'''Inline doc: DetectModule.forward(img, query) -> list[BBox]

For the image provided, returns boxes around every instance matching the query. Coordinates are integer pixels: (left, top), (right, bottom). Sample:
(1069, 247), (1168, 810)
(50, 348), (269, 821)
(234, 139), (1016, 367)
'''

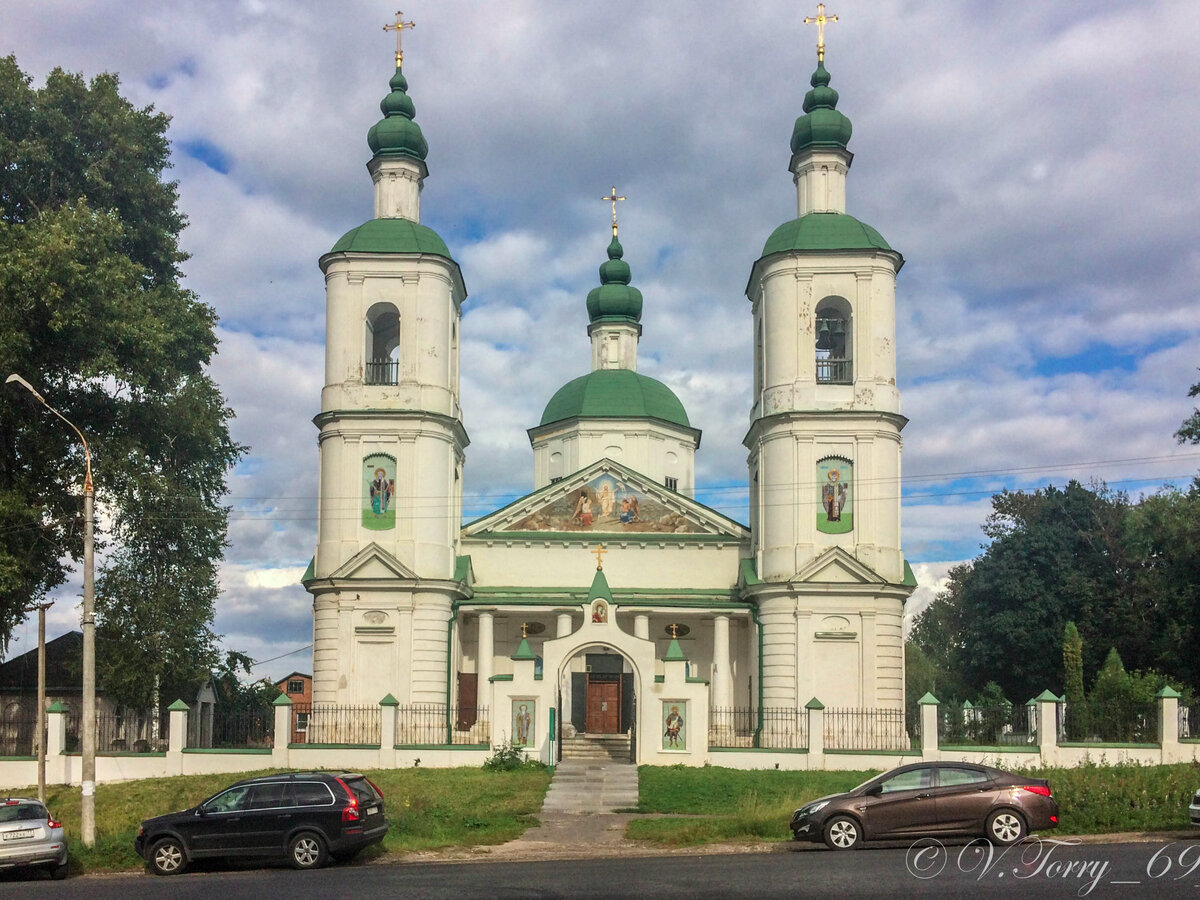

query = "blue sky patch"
(179, 139), (232, 174)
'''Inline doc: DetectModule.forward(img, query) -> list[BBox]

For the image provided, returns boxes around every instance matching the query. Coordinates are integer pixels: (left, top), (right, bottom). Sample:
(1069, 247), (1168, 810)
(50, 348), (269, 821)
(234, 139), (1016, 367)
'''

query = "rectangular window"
(287, 679), (303, 694)
(296, 712), (309, 732)
(665, 476), (678, 491)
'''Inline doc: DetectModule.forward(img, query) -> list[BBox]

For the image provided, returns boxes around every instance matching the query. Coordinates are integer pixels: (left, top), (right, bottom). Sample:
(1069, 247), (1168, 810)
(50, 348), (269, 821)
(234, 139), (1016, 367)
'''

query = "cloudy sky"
(3, 1), (1199, 682)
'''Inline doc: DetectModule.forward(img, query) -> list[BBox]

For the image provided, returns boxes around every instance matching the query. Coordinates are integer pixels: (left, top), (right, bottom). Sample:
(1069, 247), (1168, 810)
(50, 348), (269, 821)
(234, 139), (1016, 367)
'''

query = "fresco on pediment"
(507, 474), (705, 533)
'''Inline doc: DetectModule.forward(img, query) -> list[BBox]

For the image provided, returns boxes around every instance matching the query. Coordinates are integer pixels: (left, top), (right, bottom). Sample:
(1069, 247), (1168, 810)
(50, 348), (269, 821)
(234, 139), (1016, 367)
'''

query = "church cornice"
(313, 408), (470, 448)
(742, 408), (908, 449)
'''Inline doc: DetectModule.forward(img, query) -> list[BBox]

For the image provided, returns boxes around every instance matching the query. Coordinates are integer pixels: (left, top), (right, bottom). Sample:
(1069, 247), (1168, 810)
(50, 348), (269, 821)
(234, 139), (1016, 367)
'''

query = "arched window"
(815, 297), (852, 384)
(365, 302), (400, 385)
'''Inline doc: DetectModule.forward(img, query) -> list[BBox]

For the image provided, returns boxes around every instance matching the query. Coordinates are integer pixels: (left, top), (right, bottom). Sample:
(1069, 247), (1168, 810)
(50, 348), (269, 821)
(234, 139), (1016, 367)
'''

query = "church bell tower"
(743, 9), (912, 715)
(306, 19), (467, 705)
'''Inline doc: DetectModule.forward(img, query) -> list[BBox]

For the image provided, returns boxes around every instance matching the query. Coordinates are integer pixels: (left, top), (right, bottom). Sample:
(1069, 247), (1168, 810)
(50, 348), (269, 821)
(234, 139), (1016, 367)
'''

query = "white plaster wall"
(531, 419), (698, 494)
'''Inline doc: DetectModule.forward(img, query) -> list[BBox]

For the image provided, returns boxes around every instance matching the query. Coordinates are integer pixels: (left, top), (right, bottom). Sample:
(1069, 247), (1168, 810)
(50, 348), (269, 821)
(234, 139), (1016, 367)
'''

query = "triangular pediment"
(793, 547), (885, 585)
(328, 542), (418, 581)
(463, 459), (749, 540)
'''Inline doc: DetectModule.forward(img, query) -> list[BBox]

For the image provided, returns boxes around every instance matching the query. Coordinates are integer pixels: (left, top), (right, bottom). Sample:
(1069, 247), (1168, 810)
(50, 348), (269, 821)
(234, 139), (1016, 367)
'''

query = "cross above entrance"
(593, 543), (607, 570)
(803, 3), (838, 63)
(668, 623), (679, 639)
(383, 11), (416, 67)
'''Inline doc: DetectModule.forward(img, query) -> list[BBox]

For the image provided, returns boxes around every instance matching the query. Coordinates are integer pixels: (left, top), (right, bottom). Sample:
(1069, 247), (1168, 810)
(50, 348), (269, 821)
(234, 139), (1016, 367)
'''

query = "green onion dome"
(367, 67), (429, 161)
(540, 369), (690, 428)
(790, 61), (852, 154)
(585, 236), (643, 322)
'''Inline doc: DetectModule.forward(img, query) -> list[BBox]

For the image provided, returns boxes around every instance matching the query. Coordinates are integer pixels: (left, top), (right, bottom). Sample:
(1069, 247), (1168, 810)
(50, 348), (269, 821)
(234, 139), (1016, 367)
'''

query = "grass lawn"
(10, 765), (550, 876)
(629, 761), (1200, 846)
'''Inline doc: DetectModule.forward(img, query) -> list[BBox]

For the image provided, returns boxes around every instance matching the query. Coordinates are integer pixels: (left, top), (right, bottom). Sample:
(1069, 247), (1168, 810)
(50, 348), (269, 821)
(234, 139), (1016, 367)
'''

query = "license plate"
(2, 829), (34, 841)
(366, 806), (378, 816)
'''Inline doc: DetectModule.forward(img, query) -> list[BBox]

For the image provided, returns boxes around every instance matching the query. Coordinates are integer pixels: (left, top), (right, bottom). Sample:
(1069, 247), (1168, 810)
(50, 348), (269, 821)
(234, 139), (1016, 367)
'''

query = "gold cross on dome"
(383, 11), (416, 67)
(803, 3), (838, 63)
(593, 543), (607, 570)
(601, 186), (625, 237)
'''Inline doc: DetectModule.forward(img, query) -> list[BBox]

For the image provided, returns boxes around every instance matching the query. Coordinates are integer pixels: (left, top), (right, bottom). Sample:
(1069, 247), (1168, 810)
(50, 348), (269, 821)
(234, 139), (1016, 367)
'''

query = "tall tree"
(1062, 621), (1084, 704)
(0, 57), (243, 705)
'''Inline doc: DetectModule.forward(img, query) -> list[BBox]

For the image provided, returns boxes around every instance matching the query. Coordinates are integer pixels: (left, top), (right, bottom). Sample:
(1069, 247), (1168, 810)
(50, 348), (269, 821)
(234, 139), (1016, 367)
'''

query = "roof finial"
(383, 10), (416, 67)
(593, 543), (607, 570)
(668, 623), (679, 639)
(601, 186), (626, 237)
(521, 622), (529, 639)
(803, 3), (838, 63)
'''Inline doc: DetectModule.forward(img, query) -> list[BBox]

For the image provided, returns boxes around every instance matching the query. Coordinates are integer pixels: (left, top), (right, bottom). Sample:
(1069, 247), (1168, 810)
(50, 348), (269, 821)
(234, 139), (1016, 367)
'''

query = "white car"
(0, 798), (69, 880)
(1190, 789), (1200, 827)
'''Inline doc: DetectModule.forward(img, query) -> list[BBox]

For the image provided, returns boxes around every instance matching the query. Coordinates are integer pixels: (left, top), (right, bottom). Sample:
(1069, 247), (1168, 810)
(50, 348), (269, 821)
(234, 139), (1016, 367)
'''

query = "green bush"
(483, 738), (546, 772)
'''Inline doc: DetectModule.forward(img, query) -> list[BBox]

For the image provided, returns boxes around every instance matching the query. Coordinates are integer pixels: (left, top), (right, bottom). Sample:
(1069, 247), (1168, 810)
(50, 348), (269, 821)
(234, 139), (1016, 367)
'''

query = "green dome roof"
(367, 67), (429, 161)
(329, 217), (452, 257)
(761, 212), (895, 257)
(791, 61), (852, 154)
(540, 369), (690, 428)
(586, 236), (643, 322)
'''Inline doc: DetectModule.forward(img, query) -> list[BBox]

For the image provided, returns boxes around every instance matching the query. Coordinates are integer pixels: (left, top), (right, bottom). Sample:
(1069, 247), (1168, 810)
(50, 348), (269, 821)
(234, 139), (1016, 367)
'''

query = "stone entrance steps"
(541, 754), (639, 814)
(559, 733), (631, 761)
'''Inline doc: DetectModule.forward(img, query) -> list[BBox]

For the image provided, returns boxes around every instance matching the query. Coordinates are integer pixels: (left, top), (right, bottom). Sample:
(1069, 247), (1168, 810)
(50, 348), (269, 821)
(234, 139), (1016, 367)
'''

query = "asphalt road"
(5, 838), (1200, 898)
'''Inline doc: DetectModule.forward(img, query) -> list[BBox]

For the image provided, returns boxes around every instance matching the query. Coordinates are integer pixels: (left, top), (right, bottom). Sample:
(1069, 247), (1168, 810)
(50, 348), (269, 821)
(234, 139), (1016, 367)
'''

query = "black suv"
(134, 772), (388, 875)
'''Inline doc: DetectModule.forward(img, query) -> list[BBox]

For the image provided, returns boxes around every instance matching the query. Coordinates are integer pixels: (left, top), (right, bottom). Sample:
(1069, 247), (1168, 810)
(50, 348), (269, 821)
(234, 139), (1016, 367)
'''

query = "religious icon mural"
(511, 699), (535, 748)
(507, 474), (705, 533)
(591, 600), (608, 623)
(662, 700), (686, 750)
(362, 453), (397, 531)
(816, 457), (853, 534)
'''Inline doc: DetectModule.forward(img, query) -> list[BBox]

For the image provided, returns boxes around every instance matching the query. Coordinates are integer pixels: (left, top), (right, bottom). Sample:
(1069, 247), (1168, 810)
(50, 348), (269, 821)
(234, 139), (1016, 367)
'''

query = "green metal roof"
(761, 212), (895, 257)
(329, 217), (453, 257)
(540, 369), (690, 428)
(585, 236), (643, 322)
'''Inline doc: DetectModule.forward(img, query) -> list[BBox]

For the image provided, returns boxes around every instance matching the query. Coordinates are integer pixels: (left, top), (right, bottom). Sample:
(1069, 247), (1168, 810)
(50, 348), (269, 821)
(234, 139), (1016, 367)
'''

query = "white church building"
(302, 24), (915, 765)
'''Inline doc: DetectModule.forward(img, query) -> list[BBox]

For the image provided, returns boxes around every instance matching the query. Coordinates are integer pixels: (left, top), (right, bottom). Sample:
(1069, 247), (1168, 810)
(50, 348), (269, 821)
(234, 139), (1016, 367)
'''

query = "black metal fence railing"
(65, 712), (169, 753)
(394, 704), (489, 746)
(707, 707), (809, 750)
(816, 357), (852, 384)
(365, 359), (399, 385)
(0, 712), (37, 756)
(824, 707), (908, 751)
(204, 710), (275, 750)
(1180, 702), (1200, 741)
(939, 703), (1035, 747)
(1058, 699), (1158, 744)
(290, 703), (380, 745)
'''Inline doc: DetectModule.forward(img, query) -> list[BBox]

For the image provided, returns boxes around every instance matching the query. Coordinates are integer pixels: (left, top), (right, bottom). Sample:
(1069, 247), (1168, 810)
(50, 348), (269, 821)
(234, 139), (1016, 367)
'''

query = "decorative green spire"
(790, 60), (852, 154)
(367, 66), (429, 161)
(586, 235), (643, 323)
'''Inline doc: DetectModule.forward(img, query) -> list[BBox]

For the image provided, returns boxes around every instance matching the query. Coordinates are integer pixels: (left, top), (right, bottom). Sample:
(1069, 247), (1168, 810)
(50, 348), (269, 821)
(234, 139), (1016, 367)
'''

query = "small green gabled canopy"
(540, 369), (690, 428)
(367, 67), (429, 161)
(329, 217), (453, 258)
(587, 568), (613, 603)
(761, 212), (896, 257)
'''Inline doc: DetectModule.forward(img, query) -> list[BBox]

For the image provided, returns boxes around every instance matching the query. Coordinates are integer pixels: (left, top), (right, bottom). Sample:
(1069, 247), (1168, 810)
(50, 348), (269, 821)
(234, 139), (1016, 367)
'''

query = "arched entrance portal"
(562, 646), (636, 736)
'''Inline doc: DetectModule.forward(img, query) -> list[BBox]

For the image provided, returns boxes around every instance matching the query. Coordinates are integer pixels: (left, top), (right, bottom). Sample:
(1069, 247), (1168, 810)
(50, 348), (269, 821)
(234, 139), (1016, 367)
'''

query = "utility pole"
(6, 374), (95, 845)
(23, 601), (54, 802)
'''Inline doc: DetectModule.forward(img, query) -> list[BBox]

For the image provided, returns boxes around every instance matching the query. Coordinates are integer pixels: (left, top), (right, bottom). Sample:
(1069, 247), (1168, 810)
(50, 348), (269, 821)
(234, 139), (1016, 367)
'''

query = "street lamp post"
(5, 374), (96, 847)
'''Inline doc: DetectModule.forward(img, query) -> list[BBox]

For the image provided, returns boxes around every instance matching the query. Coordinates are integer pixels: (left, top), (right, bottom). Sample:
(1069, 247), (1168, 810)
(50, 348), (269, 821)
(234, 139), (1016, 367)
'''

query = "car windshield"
(0, 803), (45, 823)
(343, 777), (380, 805)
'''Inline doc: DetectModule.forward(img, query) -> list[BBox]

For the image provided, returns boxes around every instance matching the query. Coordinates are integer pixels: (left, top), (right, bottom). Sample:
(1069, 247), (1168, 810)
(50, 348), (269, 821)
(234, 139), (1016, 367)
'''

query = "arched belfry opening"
(815, 295), (852, 384)
(365, 301), (400, 384)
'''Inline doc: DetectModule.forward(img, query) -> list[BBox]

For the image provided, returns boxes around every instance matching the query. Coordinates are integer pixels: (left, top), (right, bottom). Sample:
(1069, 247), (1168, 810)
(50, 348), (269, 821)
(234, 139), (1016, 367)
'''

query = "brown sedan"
(790, 762), (1059, 850)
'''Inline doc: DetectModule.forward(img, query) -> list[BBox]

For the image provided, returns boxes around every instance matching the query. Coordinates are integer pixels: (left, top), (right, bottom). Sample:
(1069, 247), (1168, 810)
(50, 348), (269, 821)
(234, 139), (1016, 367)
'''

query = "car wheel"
(288, 831), (328, 870)
(823, 815), (862, 850)
(149, 837), (187, 876)
(986, 809), (1027, 845)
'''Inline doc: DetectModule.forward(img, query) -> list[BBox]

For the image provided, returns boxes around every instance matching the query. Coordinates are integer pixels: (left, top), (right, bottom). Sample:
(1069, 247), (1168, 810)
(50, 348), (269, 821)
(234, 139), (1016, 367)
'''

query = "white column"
(478, 611), (495, 689)
(634, 614), (649, 640)
(556, 612), (573, 638)
(712, 615), (732, 709)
